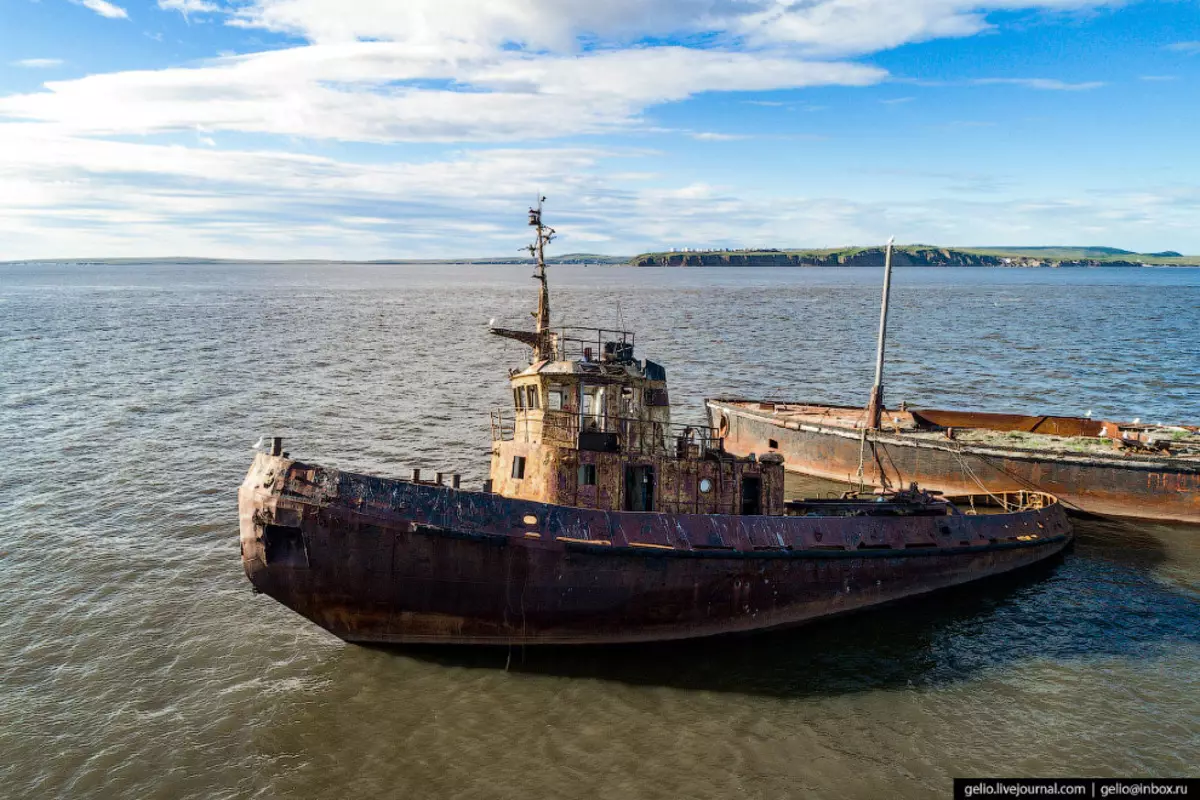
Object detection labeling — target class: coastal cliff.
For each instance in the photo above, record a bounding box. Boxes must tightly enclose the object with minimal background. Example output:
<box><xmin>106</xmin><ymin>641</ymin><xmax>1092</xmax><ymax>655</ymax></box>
<box><xmin>630</xmin><ymin>246</ymin><xmax>1195</xmax><ymax>268</ymax></box>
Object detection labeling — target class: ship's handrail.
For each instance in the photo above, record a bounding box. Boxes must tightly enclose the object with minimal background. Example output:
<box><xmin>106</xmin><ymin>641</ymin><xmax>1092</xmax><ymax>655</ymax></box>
<box><xmin>943</xmin><ymin>490</ymin><xmax>1054</xmax><ymax>515</ymax></box>
<box><xmin>553</xmin><ymin>326</ymin><xmax>635</xmax><ymax>363</ymax></box>
<box><xmin>491</xmin><ymin>407</ymin><xmax>723</xmax><ymax>458</ymax></box>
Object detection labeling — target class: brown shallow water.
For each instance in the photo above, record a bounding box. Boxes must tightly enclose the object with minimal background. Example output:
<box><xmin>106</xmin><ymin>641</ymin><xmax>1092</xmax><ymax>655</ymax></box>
<box><xmin>1</xmin><ymin>264</ymin><xmax>1197</xmax><ymax>799</ymax></box>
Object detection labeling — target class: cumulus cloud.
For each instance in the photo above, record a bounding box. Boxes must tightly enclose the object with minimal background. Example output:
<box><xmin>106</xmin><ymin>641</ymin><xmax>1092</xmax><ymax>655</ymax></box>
<box><xmin>74</xmin><ymin>0</ymin><xmax>129</xmax><ymax>19</ymax></box>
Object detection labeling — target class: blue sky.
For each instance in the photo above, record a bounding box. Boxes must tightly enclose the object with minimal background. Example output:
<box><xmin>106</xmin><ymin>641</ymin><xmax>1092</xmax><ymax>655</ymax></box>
<box><xmin>1</xmin><ymin>0</ymin><xmax>1198</xmax><ymax>259</ymax></box>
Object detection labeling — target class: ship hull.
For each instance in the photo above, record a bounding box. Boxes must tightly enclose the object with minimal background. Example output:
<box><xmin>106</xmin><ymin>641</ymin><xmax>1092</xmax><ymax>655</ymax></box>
<box><xmin>240</xmin><ymin>453</ymin><xmax>1071</xmax><ymax>646</ymax></box>
<box><xmin>708</xmin><ymin>400</ymin><xmax>1200</xmax><ymax>524</ymax></box>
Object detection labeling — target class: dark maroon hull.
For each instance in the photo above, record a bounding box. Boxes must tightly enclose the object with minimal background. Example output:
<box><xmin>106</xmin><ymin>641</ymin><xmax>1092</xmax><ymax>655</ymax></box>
<box><xmin>708</xmin><ymin>400</ymin><xmax>1200</xmax><ymax>524</ymax></box>
<box><xmin>239</xmin><ymin>453</ymin><xmax>1071</xmax><ymax>645</ymax></box>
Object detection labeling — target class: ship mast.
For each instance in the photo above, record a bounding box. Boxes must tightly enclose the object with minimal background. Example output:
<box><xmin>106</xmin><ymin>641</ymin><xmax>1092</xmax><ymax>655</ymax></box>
<box><xmin>489</xmin><ymin>198</ymin><xmax>558</xmax><ymax>362</ymax></box>
<box><xmin>527</xmin><ymin>197</ymin><xmax>555</xmax><ymax>350</ymax></box>
<box><xmin>865</xmin><ymin>237</ymin><xmax>895</xmax><ymax>430</ymax></box>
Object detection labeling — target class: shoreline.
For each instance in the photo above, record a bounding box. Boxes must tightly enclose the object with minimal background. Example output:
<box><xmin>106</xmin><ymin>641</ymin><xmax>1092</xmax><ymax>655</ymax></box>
<box><xmin>4</xmin><ymin>260</ymin><xmax>1200</xmax><ymax>268</ymax></box>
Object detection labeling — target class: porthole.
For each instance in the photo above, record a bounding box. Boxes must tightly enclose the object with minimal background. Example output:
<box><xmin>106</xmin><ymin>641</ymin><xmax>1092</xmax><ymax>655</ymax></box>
<box><xmin>523</xmin><ymin>514</ymin><xmax>538</xmax><ymax>525</ymax></box>
<box><xmin>699</xmin><ymin>478</ymin><xmax>713</xmax><ymax>494</ymax></box>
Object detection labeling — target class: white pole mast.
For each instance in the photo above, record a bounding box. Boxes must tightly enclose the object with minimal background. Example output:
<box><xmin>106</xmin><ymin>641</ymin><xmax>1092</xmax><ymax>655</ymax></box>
<box><xmin>866</xmin><ymin>236</ymin><xmax>895</xmax><ymax>430</ymax></box>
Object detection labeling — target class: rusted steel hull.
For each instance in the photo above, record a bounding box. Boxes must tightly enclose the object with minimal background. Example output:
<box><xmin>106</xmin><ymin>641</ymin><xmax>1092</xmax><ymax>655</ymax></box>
<box><xmin>708</xmin><ymin>400</ymin><xmax>1200</xmax><ymax>524</ymax></box>
<box><xmin>239</xmin><ymin>453</ymin><xmax>1071</xmax><ymax>646</ymax></box>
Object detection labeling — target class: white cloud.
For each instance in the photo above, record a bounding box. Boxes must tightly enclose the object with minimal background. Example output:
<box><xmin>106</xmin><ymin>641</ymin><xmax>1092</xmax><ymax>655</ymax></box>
<box><xmin>0</xmin><ymin>124</ymin><xmax>632</xmax><ymax>257</ymax></box>
<box><xmin>0</xmin><ymin>0</ymin><xmax>1174</xmax><ymax>259</ymax></box>
<box><xmin>2</xmin><ymin>122</ymin><xmax>1197</xmax><ymax>260</ymax></box>
<box><xmin>1166</xmin><ymin>41</ymin><xmax>1200</xmax><ymax>54</ymax></box>
<box><xmin>223</xmin><ymin>0</ymin><xmax>1125</xmax><ymax>56</ymax></box>
<box><xmin>689</xmin><ymin>132</ymin><xmax>748</xmax><ymax>141</ymax></box>
<box><xmin>971</xmin><ymin>77</ymin><xmax>1105</xmax><ymax>90</ymax></box>
<box><xmin>158</xmin><ymin>0</ymin><xmax>221</xmax><ymax>15</ymax></box>
<box><xmin>0</xmin><ymin>44</ymin><xmax>884</xmax><ymax>142</ymax></box>
<box><xmin>228</xmin><ymin>0</ymin><xmax>728</xmax><ymax>48</ymax></box>
<box><xmin>0</xmin><ymin>2</ymin><xmax>1119</xmax><ymax>148</ymax></box>
<box><xmin>74</xmin><ymin>0</ymin><xmax>130</xmax><ymax>19</ymax></box>
<box><xmin>11</xmin><ymin>59</ymin><xmax>64</xmax><ymax>69</ymax></box>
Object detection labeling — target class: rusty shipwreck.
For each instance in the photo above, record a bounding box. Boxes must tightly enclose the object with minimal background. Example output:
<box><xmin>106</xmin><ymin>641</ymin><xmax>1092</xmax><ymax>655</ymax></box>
<box><xmin>707</xmin><ymin>241</ymin><xmax>1200</xmax><ymax>524</ymax></box>
<box><xmin>239</xmin><ymin>206</ymin><xmax>1072</xmax><ymax>646</ymax></box>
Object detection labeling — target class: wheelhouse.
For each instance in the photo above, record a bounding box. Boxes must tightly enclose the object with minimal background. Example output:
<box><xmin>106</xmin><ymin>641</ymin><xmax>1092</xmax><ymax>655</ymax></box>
<box><xmin>487</xmin><ymin>202</ymin><xmax>782</xmax><ymax>515</ymax></box>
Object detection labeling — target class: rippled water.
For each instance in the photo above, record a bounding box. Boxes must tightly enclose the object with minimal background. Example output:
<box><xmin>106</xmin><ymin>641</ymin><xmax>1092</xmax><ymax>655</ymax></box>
<box><xmin>2</xmin><ymin>264</ymin><xmax>1198</xmax><ymax>799</ymax></box>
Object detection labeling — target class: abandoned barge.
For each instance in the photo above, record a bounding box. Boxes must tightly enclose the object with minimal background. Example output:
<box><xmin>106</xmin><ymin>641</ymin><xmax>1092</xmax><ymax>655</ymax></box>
<box><xmin>238</xmin><ymin>205</ymin><xmax>1072</xmax><ymax>646</ymax></box>
<box><xmin>708</xmin><ymin>241</ymin><xmax>1200</xmax><ymax>524</ymax></box>
<box><xmin>707</xmin><ymin>400</ymin><xmax>1200</xmax><ymax>524</ymax></box>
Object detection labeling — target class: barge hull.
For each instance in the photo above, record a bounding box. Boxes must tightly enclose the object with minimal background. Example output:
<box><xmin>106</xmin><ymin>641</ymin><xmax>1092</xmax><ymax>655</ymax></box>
<box><xmin>709</xmin><ymin>400</ymin><xmax>1200</xmax><ymax>524</ymax></box>
<box><xmin>240</xmin><ymin>454</ymin><xmax>1071</xmax><ymax>646</ymax></box>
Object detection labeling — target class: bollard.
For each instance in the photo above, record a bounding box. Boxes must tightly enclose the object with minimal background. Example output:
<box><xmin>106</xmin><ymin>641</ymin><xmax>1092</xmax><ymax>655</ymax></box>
<box><xmin>436</xmin><ymin>472</ymin><xmax>445</xmax><ymax>485</ymax></box>
<box><xmin>412</xmin><ymin>468</ymin><xmax>421</xmax><ymax>483</ymax></box>
<box><xmin>452</xmin><ymin>474</ymin><xmax>461</xmax><ymax>489</ymax></box>
<box><xmin>270</xmin><ymin>437</ymin><xmax>283</xmax><ymax>456</ymax></box>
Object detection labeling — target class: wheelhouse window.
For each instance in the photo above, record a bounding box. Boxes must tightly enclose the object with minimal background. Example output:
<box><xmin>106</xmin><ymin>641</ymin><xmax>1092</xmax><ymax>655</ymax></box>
<box><xmin>581</xmin><ymin>386</ymin><xmax>605</xmax><ymax>432</ymax></box>
<box><xmin>578</xmin><ymin>464</ymin><xmax>597</xmax><ymax>486</ymax></box>
<box><xmin>511</xmin><ymin>456</ymin><xmax>526</xmax><ymax>479</ymax></box>
<box><xmin>547</xmin><ymin>384</ymin><xmax>564</xmax><ymax>411</ymax></box>
<box><xmin>513</xmin><ymin>387</ymin><xmax>524</xmax><ymax>410</ymax></box>
<box><xmin>620</xmin><ymin>386</ymin><xmax>638</xmax><ymax>414</ymax></box>
<box><xmin>525</xmin><ymin>385</ymin><xmax>539</xmax><ymax>410</ymax></box>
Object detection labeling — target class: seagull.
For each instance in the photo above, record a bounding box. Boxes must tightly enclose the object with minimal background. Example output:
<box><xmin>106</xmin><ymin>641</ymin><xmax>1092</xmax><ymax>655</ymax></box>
<box><xmin>1133</xmin><ymin>418</ymin><xmax>1140</xmax><ymax>424</ymax></box>
<box><xmin>488</xmin><ymin>317</ymin><xmax>496</xmax><ymax>328</ymax></box>
<box><xmin>1085</xmin><ymin>410</ymin><xmax>1092</xmax><ymax>418</ymax></box>
<box><xmin>252</xmin><ymin>436</ymin><xmax>264</xmax><ymax>450</ymax></box>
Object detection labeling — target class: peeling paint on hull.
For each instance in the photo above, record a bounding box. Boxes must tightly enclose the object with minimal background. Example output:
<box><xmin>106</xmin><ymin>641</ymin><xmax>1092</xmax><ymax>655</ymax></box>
<box><xmin>708</xmin><ymin>400</ymin><xmax>1200</xmax><ymax>524</ymax></box>
<box><xmin>239</xmin><ymin>453</ymin><xmax>1072</xmax><ymax>646</ymax></box>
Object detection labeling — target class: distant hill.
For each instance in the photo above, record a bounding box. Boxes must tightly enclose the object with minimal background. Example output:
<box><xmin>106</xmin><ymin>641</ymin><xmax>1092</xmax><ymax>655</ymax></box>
<box><xmin>1</xmin><ymin>253</ymin><xmax>631</xmax><ymax>266</ymax></box>
<box><xmin>5</xmin><ymin>247</ymin><xmax>1196</xmax><ymax>268</ymax></box>
<box><xmin>975</xmin><ymin>246</ymin><xmax>1138</xmax><ymax>257</ymax></box>
<box><xmin>631</xmin><ymin>245</ymin><xmax>1200</xmax><ymax>267</ymax></box>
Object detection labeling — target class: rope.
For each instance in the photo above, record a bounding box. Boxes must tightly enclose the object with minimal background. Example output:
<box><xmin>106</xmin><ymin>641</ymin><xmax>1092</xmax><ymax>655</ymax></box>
<box><xmin>855</xmin><ymin>428</ymin><xmax>869</xmax><ymax>492</ymax></box>
<box><xmin>945</xmin><ymin>440</ymin><xmax>1081</xmax><ymax>513</ymax></box>
<box><xmin>948</xmin><ymin>447</ymin><xmax>1022</xmax><ymax>511</ymax></box>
